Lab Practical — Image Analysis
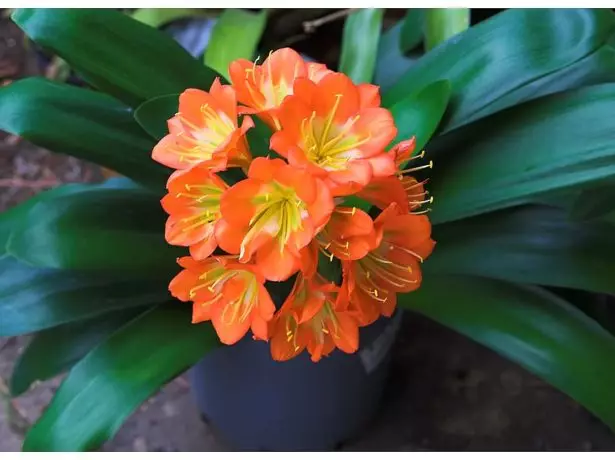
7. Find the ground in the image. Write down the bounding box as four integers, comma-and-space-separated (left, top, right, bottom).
1, 13, 615, 452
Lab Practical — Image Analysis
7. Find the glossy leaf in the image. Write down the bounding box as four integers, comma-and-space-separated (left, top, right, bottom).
12, 8, 221, 107
428, 84, 615, 224
374, 21, 420, 91
389, 79, 451, 153
570, 184, 615, 221
0, 178, 140, 256
339, 8, 384, 84
400, 275, 615, 431
131, 8, 215, 28
382, 9, 615, 130
468, 42, 615, 122
10, 309, 144, 396
0, 78, 168, 191
400, 9, 424, 52
426, 205, 615, 294
23, 304, 219, 452
0, 256, 170, 337
7, 185, 182, 273
424, 8, 470, 51
134, 93, 178, 141
204, 9, 267, 79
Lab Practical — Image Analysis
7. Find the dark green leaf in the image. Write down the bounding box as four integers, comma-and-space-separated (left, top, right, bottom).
424, 8, 470, 51
7, 185, 182, 273
339, 8, 384, 84
0, 256, 170, 337
400, 275, 615, 431
383, 9, 615, 130
468, 42, 615, 122
399, 9, 424, 52
12, 8, 221, 107
390, 79, 451, 153
131, 8, 215, 28
429, 84, 615, 224
10, 308, 145, 396
374, 21, 421, 91
134, 94, 178, 141
570, 183, 615, 221
205, 9, 267, 79
0, 78, 168, 191
426, 205, 615, 294
0, 178, 140, 256
23, 304, 219, 451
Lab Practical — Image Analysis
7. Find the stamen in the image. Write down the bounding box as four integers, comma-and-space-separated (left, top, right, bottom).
399, 160, 433, 175
411, 208, 432, 215
319, 94, 343, 150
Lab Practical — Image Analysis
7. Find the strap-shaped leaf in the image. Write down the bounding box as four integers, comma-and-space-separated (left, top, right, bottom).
23, 304, 219, 451
204, 9, 267, 79
382, 9, 615, 130
12, 8, 221, 107
339, 8, 384, 84
0, 256, 170, 337
400, 275, 615, 431
429, 84, 615, 224
10, 309, 144, 396
399, 9, 424, 52
426, 205, 615, 294
423, 8, 469, 51
0, 78, 168, 191
7, 184, 181, 273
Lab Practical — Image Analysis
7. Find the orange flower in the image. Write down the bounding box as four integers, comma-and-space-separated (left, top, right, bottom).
161, 165, 227, 260
270, 72, 398, 196
216, 157, 334, 282
316, 206, 377, 261
169, 256, 275, 344
229, 48, 332, 130
345, 203, 435, 326
269, 274, 359, 362
152, 78, 253, 171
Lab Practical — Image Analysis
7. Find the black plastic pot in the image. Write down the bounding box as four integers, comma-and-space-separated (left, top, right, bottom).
190, 310, 403, 451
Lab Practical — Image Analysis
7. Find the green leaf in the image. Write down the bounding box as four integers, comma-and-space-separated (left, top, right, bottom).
131, 8, 215, 28
10, 308, 144, 396
23, 304, 219, 451
400, 9, 424, 52
0, 178, 140, 256
400, 275, 615, 431
426, 205, 615, 294
0, 78, 168, 191
204, 9, 267, 79
339, 8, 385, 84
390, 79, 451, 154
424, 8, 470, 51
7, 185, 182, 273
374, 21, 422, 92
468, 42, 615, 122
429, 84, 615, 224
134, 94, 178, 140
570, 183, 615, 221
12, 8, 221, 107
382, 9, 615, 130
0, 256, 170, 337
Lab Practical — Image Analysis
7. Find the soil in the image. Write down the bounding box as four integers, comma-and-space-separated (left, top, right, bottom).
1, 10, 615, 452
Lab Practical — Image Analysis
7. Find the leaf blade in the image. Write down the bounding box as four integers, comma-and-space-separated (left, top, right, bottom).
400, 275, 615, 431
22, 304, 219, 451
339, 8, 385, 84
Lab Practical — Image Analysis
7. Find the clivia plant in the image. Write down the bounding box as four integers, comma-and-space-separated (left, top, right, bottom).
1, 7, 615, 451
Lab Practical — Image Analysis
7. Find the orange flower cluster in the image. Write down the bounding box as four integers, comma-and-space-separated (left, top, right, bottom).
153, 48, 435, 362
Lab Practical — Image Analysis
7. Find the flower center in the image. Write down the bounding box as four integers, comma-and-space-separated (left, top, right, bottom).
241, 181, 307, 257
175, 183, 224, 232
175, 104, 235, 164
300, 94, 371, 171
